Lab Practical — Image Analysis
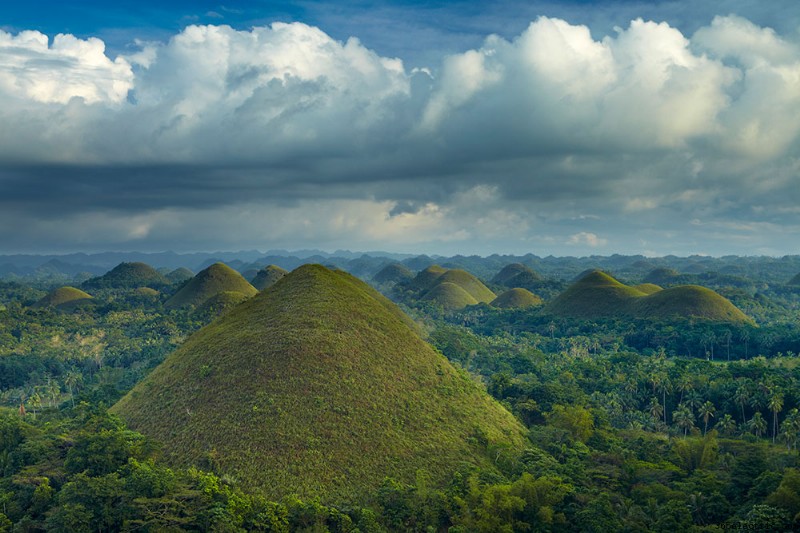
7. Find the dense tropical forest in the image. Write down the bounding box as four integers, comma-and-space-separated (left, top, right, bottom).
1, 252, 800, 531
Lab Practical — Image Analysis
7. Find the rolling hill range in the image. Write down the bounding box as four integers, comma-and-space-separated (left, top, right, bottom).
164, 263, 258, 309
112, 265, 526, 502
545, 270, 751, 323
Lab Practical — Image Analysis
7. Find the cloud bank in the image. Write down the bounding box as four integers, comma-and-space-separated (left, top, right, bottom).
0, 15, 799, 255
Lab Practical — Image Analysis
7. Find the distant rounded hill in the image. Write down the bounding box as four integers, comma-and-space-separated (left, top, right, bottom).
164, 263, 258, 309
166, 267, 194, 284
408, 264, 448, 292
421, 282, 479, 310
491, 288, 543, 309
545, 270, 751, 323
250, 265, 288, 291
372, 263, 413, 284
112, 265, 526, 502
33, 286, 93, 309
492, 263, 543, 286
83, 262, 169, 290
644, 267, 681, 285
407, 266, 495, 311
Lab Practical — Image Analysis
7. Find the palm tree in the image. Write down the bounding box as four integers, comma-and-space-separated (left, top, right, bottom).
648, 397, 664, 422
733, 381, 751, 424
64, 369, 82, 408
28, 392, 42, 420
768, 390, 784, 444
715, 414, 736, 436
673, 403, 695, 437
778, 409, 800, 450
699, 401, 716, 435
748, 412, 767, 438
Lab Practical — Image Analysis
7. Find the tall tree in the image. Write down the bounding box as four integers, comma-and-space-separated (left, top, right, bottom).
699, 401, 716, 436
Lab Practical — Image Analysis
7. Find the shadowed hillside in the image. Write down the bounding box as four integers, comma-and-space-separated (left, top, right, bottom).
112, 265, 526, 502
492, 263, 543, 286
250, 265, 288, 291
421, 282, 479, 310
83, 262, 168, 290
166, 267, 194, 284
372, 263, 413, 284
165, 263, 257, 309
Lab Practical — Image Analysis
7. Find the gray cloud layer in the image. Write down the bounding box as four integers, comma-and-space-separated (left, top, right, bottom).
0, 14, 799, 255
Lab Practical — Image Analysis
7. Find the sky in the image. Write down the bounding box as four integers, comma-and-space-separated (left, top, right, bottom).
1, 1, 800, 257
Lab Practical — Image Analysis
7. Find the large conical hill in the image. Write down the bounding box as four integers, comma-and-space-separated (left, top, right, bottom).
83, 262, 168, 290
251, 265, 289, 291
164, 263, 258, 309
491, 288, 543, 309
112, 265, 526, 502
33, 286, 93, 308
166, 267, 194, 284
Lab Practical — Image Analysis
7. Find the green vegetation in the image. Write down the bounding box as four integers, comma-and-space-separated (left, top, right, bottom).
491, 288, 543, 309
33, 286, 93, 308
4, 252, 800, 531
546, 270, 750, 323
164, 263, 257, 309
789, 272, 800, 286
250, 265, 288, 290
113, 265, 526, 502
82, 262, 169, 290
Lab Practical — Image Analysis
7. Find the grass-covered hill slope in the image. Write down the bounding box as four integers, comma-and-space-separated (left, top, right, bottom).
421, 282, 479, 310
492, 263, 543, 285
435, 270, 496, 303
164, 263, 258, 309
112, 265, 526, 502
33, 286, 93, 308
633, 285, 752, 323
545, 270, 751, 323
546, 271, 646, 318
491, 288, 543, 309
194, 290, 250, 318
250, 265, 288, 291
372, 263, 413, 284
82, 262, 168, 290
